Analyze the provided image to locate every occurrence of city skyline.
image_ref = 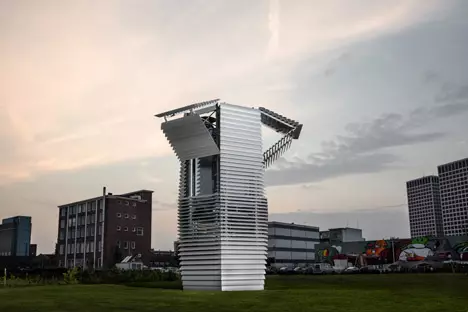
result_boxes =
[1,0,468,253]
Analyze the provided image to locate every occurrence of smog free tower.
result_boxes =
[156,99,302,290]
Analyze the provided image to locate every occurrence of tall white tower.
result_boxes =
[156,99,302,291]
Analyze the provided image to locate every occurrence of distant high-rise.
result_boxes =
[438,158,468,236]
[0,216,32,257]
[406,176,443,237]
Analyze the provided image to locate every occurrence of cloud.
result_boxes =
[323,52,353,77]
[0,0,447,185]
[152,199,176,212]
[266,79,468,187]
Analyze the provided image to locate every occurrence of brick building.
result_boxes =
[56,188,153,269]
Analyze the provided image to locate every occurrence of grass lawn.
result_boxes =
[0,274,467,312]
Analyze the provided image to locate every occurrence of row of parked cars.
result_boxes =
[266,263,391,275]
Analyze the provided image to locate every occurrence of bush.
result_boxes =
[78,268,180,285]
[63,267,79,284]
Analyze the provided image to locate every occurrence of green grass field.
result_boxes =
[0,274,467,312]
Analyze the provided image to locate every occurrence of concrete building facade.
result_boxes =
[56,188,152,269]
[320,227,364,244]
[406,176,444,237]
[438,158,468,236]
[268,221,320,268]
[0,216,32,257]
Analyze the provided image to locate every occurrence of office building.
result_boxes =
[0,216,32,257]
[156,99,302,291]
[56,188,153,269]
[406,176,444,237]
[268,222,320,268]
[320,227,364,244]
[438,158,468,236]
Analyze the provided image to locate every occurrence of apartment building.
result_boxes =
[56,188,152,269]
[438,158,468,236]
[406,176,444,237]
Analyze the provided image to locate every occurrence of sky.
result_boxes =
[1,0,468,253]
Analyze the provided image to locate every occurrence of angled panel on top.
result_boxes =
[161,114,220,161]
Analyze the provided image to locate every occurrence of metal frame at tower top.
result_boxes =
[155,99,303,169]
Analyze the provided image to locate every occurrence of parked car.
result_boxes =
[278,266,294,274]
[343,266,360,274]
[411,263,435,273]
[311,263,336,275]
[359,266,381,274]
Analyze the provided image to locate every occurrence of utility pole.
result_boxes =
[390,237,397,263]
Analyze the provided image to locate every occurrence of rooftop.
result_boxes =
[268,221,319,231]
[328,227,362,231]
[58,189,154,207]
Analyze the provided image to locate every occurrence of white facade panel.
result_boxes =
[291,240,307,249]
[291,229,305,238]
[275,228,291,237]
[268,239,277,248]
[291,252,306,260]
[305,231,320,239]
[275,251,292,260]
[306,252,315,260]
[274,239,291,248]
[306,241,318,249]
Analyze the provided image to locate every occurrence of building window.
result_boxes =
[117,240,121,248]
[131,241,136,250]
[123,241,129,249]
[61,207,67,217]
[117,226,121,231]
[136,227,144,236]
[124,227,129,232]
[132,227,136,232]
[125,201,129,206]
[60,219,65,229]
[124,214,129,219]
[132,215,136,220]
[117,213,121,218]
[59,244,64,255]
